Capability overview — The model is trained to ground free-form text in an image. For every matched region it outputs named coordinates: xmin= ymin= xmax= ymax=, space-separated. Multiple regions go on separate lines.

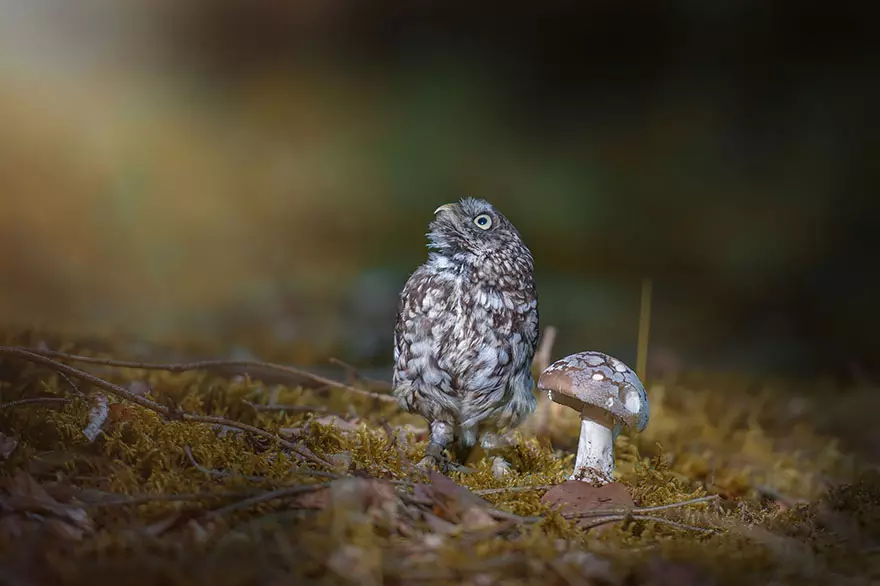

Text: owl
xmin=392 ymin=197 xmax=539 ymax=471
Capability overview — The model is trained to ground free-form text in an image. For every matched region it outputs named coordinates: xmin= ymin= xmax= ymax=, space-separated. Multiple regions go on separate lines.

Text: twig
xmin=579 ymin=514 xmax=718 ymax=534
xmin=245 ymin=401 xmax=329 ymax=414
xmin=754 ymin=484 xmax=806 ymax=507
xmin=57 ymin=372 xmax=84 ymax=397
xmin=329 ymin=357 xmax=392 ymax=389
xmin=183 ymin=445 xmax=340 ymax=481
xmin=533 ymin=326 xmax=557 ymax=372
xmin=184 ymin=445 xmax=268 ymax=482
xmin=207 ymin=482 xmax=334 ymax=518
xmin=81 ymin=490 xmax=259 ymax=508
xmin=0 ymin=397 xmax=72 ymax=410
xmin=560 ymin=495 xmax=720 ymax=519
xmin=473 ymin=484 xmax=555 ymax=496
xmin=634 ymin=495 xmax=719 ymax=513
xmin=28 ymin=347 xmax=397 ymax=403
xmin=0 ymin=347 xmax=333 ymax=470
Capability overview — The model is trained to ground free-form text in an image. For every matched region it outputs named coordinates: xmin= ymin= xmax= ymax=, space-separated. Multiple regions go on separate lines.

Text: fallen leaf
xmin=636 ymin=557 xmax=717 ymax=586
xmin=426 ymin=471 xmax=496 ymax=530
xmin=542 ymin=480 xmax=634 ymax=531
xmin=0 ymin=432 xmax=18 ymax=460
xmin=108 ymin=403 xmax=137 ymax=423
xmin=294 ymin=488 xmax=332 ymax=510
xmin=0 ymin=470 xmax=93 ymax=540
xmin=423 ymin=511 xmax=457 ymax=535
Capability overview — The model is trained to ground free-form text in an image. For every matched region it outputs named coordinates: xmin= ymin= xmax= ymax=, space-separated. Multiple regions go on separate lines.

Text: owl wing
xmin=392 ymin=267 xmax=459 ymax=417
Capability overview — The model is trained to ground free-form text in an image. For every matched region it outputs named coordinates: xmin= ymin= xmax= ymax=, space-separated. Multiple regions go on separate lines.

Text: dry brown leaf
xmin=542 ymin=480 xmax=634 ymax=531
xmin=108 ymin=402 xmax=137 ymax=423
xmin=294 ymin=487 xmax=332 ymax=510
xmin=426 ymin=471 xmax=496 ymax=530
xmin=423 ymin=511 xmax=457 ymax=535
xmin=0 ymin=470 xmax=93 ymax=539
xmin=637 ymin=557 xmax=717 ymax=586
xmin=296 ymin=477 xmax=399 ymax=527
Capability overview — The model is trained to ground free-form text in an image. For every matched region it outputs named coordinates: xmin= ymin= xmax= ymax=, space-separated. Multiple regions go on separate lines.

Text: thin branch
xmin=184 ymin=444 xmax=267 ymax=482
xmin=206 ymin=482 xmax=334 ymax=518
xmin=81 ymin=490 xmax=258 ymax=508
xmin=579 ymin=514 xmax=718 ymax=534
xmin=472 ymin=484 xmax=555 ymax=496
xmin=183 ymin=445 xmax=340 ymax=481
xmin=533 ymin=326 xmax=557 ymax=372
xmin=244 ymin=401 xmax=330 ymax=414
xmin=0 ymin=397 xmax=73 ymax=410
xmin=29 ymin=347 xmax=397 ymax=403
xmin=57 ymin=372 xmax=84 ymax=397
xmin=0 ymin=347 xmax=333 ymax=470
xmin=328 ymin=357 xmax=392 ymax=389
xmin=559 ymin=495 xmax=720 ymax=519
xmin=635 ymin=495 xmax=720 ymax=513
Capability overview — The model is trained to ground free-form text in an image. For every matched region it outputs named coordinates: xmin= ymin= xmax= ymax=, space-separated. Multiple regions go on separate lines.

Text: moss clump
xmin=0 ymin=333 xmax=876 ymax=585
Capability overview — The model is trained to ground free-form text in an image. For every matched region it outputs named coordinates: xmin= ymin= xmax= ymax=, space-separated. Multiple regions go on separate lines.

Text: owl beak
xmin=433 ymin=203 xmax=456 ymax=215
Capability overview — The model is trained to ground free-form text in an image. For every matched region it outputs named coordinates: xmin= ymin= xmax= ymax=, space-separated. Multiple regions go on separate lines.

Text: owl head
xmin=427 ymin=197 xmax=529 ymax=259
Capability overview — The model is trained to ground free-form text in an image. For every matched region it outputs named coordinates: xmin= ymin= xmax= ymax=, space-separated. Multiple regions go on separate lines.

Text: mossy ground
xmin=1 ymin=330 xmax=878 ymax=585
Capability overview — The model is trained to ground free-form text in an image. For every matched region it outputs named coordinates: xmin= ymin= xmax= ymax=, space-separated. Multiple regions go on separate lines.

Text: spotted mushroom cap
xmin=537 ymin=351 xmax=650 ymax=431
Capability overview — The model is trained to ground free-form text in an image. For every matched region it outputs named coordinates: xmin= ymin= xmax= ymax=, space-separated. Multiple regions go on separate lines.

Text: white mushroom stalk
xmin=571 ymin=404 xmax=617 ymax=484
xmin=537 ymin=351 xmax=650 ymax=485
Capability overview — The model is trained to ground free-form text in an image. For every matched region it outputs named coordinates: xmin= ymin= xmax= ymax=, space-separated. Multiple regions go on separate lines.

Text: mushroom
xmin=537 ymin=351 xmax=649 ymax=485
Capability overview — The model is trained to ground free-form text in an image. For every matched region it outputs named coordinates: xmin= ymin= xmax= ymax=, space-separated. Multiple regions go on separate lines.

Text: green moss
xmin=0 ymin=333 xmax=877 ymax=585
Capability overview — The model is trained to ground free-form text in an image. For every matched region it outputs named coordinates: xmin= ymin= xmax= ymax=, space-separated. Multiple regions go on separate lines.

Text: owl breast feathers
xmin=392 ymin=197 xmax=539 ymax=448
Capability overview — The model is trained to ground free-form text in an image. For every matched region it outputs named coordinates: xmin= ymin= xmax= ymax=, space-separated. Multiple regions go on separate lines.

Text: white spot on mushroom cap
xmin=592 ymin=373 xmax=604 ymax=381
xmin=624 ymin=392 xmax=641 ymax=414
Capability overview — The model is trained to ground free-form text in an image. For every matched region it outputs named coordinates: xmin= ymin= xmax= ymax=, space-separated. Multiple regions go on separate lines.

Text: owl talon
xmin=416 ymin=455 xmax=440 ymax=470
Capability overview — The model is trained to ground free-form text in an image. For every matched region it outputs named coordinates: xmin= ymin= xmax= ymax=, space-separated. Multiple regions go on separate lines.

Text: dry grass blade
xmin=28 ymin=347 xmax=397 ymax=403
xmin=0 ymin=346 xmax=334 ymax=469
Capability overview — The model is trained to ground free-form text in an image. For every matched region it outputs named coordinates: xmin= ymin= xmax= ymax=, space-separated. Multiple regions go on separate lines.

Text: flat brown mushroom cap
xmin=537 ymin=351 xmax=649 ymax=431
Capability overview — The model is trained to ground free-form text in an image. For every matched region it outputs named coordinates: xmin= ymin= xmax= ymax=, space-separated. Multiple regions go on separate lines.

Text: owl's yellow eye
xmin=473 ymin=213 xmax=493 ymax=230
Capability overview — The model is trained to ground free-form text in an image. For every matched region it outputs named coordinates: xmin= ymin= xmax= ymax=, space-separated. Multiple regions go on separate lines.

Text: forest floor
xmin=0 ymin=328 xmax=878 ymax=586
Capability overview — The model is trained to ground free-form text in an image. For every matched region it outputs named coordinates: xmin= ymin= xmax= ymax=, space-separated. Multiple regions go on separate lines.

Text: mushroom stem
xmin=570 ymin=405 xmax=616 ymax=484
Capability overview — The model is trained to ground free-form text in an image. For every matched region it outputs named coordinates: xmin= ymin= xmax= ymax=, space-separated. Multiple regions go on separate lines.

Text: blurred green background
xmin=0 ymin=1 xmax=877 ymax=379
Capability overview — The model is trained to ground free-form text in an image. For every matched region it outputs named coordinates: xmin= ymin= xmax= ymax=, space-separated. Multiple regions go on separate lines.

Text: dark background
xmin=1 ymin=1 xmax=877 ymax=380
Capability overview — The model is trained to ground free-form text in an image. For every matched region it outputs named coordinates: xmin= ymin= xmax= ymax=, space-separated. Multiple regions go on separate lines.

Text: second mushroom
xmin=537 ymin=351 xmax=649 ymax=485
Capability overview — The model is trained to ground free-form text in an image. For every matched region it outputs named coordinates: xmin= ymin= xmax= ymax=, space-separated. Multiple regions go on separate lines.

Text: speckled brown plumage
xmin=392 ymin=198 xmax=539 ymax=469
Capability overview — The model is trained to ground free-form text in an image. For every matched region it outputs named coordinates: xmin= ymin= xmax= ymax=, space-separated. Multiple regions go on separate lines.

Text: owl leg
xmin=417 ymin=421 xmax=454 ymax=471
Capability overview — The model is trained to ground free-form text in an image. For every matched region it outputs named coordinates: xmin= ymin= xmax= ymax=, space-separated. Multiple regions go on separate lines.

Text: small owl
xmin=392 ymin=197 xmax=539 ymax=471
